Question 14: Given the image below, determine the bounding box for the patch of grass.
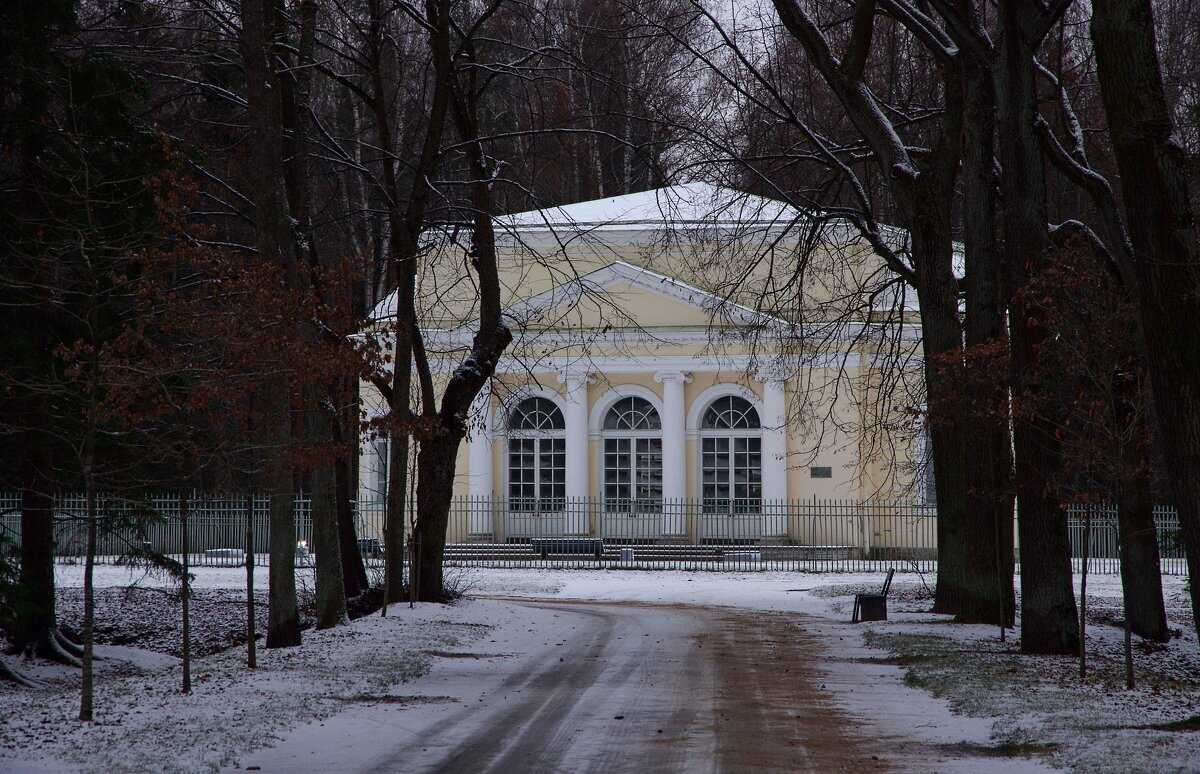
[337,693,458,705]
[859,626,1200,773]
[1146,715,1200,732]
[421,649,505,659]
[853,654,927,666]
[942,741,1061,759]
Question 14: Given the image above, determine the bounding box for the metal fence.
[0,493,1187,574]
[1066,503,1186,575]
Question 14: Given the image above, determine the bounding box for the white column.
[760,375,788,537]
[467,384,493,535]
[559,371,592,534]
[655,371,692,536]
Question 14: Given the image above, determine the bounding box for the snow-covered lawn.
[1,564,1197,772]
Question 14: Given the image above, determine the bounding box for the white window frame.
[503,393,567,513]
[696,393,764,514]
[601,396,664,513]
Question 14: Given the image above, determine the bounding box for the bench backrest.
[881,567,895,596]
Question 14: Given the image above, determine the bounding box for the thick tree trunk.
[245,507,257,669]
[266,484,300,648]
[14,441,81,664]
[958,60,1016,627]
[180,492,191,693]
[995,1,1078,654]
[335,446,368,600]
[9,0,71,668]
[1091,0,1200,640]
[413,433,462,601]
[1115,417,1169,642]
[766,0,985,617]
[240,0,303,648]
[311,459,347,629]
[384,432,409,604]
[79,486,96,722]
[332,383,367,600]
[909,212,968,616]
[18,452,55,641]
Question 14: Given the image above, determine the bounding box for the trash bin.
[619,547,634,562]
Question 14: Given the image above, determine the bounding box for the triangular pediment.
[499,261,778,334]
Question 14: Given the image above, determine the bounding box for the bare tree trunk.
[245,499,257,669]
[239,0,303,648]
[767,0,976,616]
[1080,509,1091,679]
[1091,0,1200,642]
[79,292,101,721]
[334,395,368,600]
[1114,379,1169,642]
[180,492,191,693]
[311,457,347,629]
[266,485,300,648]
[79,487,96,722]
[913,216,969,617]
[994,0,1079,655]
[957,55,1016,628]
[335,460,367,600]
[8,0,77,670]
[413,433,461,601]
[384,417,410,605]
[14,440,81,665]
[410,32,514,599]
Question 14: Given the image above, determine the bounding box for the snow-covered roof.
[366,183,953,323]
[497,182,806,232]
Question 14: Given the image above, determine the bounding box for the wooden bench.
[852,567,895,622]
[531,537,603,559]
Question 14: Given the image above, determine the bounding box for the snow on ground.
[2,564,1197,772]
[1,598,499,773]
[462,567,1200,773]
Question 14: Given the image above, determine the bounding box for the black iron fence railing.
[0,494,1186,574]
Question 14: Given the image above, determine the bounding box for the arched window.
[602,397,663,512]
[507,397,565,511]
[699,395,762,513]
[702,395,760,430]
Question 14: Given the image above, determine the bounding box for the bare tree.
[1091,0,1200,644]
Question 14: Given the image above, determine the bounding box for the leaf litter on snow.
[1,567,491,773]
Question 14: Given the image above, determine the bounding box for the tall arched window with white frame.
[507,397,566,512]
[700,395,762,514]
[602,396,663,512]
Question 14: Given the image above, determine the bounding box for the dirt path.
[703,609,886,773]
[234,598,1017,773]
[351,600,887,773]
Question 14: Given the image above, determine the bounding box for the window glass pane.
[603,396,662,430]
[701,395,761,429]
[605,424,662,511]
[508,397,565,431]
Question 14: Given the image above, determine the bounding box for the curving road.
[353,601,884,774]
[236,599,1053,773]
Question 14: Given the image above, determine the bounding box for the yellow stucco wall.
[366,215,932,546]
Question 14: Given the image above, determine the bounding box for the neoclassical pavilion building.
[363,183,925,545]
